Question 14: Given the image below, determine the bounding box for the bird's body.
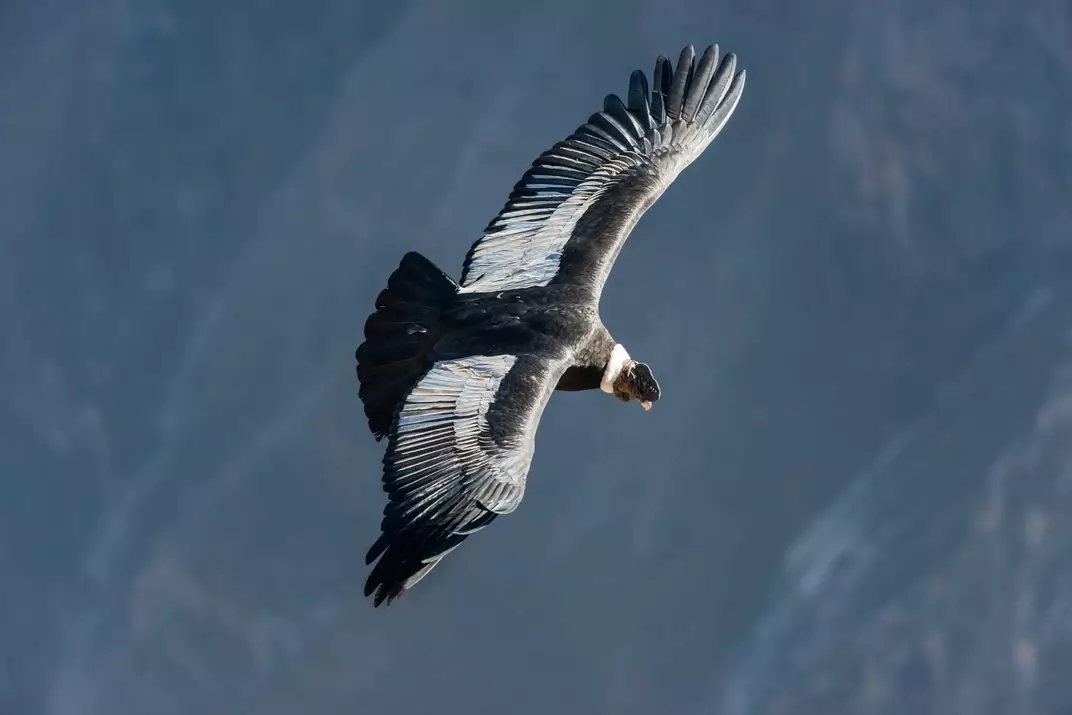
[355,44,747,605]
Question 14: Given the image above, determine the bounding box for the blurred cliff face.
[2,1,1070,714]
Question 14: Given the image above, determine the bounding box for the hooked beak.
[640,400,652,411]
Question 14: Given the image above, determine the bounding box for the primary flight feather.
[355,43,746,606]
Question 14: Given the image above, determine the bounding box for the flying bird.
[355,43,746,606]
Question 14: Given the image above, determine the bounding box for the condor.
[356,44,746,606]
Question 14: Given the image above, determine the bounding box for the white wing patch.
[460,165,624,293]
[392,354,526,517]
[458,44,746,295]
[366,353,567,605]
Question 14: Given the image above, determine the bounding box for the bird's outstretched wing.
[459,44,746,298]
[364,353,561,606]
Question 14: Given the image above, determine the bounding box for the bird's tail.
[356,251,458,440]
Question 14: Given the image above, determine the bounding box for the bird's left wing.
[459,44,746,299]
[364,352,562,606]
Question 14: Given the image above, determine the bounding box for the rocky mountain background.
[2,0,1070,713]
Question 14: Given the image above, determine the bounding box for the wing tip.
[364,529,462,608]
[666,45,697,119]
[674,44,746,130]
[365,532,388,565]
[363,536,416,607]
[365,572,406,608]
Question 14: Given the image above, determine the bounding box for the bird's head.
[613,360,661,410]
[600,344,661,411]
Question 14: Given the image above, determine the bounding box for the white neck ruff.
[600,344,631,394]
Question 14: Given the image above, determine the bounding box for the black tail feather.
[356,252,457,440]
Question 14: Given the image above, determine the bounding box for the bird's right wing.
[458,44,746,300]
[364,352,563,606]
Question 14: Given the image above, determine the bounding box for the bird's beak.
[640,400,652,411]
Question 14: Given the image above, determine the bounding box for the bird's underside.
[355,43,747,606]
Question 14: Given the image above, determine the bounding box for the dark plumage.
[355,43,747,606]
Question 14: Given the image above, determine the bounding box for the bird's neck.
[600,343,632,394]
